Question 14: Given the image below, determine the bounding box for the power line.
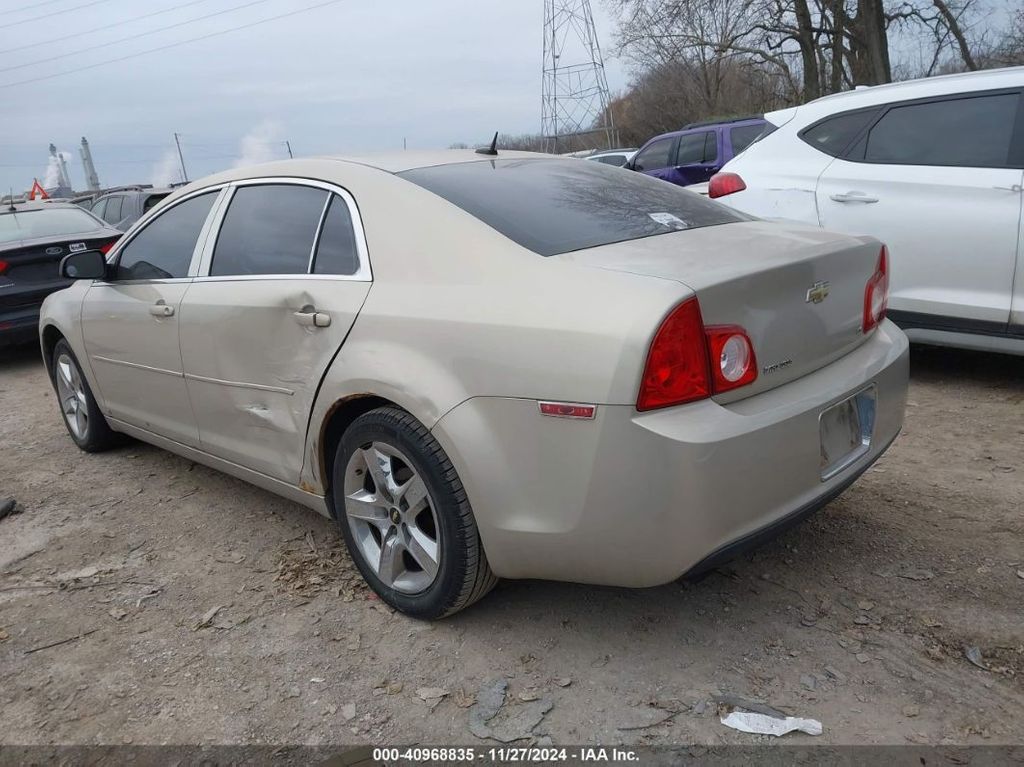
[0,0,345,89]
[0,0,209,56]
[3,0,70,15]
[0,0,114,30]
[0,0,275,73]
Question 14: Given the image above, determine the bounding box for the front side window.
[801,109,879,157]
[594,154,628,167]
[210,184,328,276]
[115,191,217,280]
[399,158,747,257]
[859,93,1018,168]
[633,138,675,172]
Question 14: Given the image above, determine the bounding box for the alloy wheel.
[343,441,441,594]
[55,353,88,440]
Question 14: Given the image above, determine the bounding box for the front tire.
[51,339,119,453]
[333,406,497,619]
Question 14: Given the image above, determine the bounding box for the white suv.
[710,66,1024,356]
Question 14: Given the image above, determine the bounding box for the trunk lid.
[560,220,882,402]
[0,233,118,308]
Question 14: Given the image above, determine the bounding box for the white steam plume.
[151,149,181,187]
[234,121,283,168]
[42,151,72,190]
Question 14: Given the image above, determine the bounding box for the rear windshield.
[731,123,770,154]
[0,207,101,244]
[398,158,746,256]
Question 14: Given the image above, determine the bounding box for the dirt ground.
[1,341,1021,747]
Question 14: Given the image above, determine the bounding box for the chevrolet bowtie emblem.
[805,281,830,304]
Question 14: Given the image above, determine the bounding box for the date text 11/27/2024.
[372,747,640,762]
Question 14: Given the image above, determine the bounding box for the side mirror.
[625,160,636,171]
[60,250,108,280]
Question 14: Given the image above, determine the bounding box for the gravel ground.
[1,342,1021,747]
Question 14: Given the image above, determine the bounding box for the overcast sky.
[0,0,630,193]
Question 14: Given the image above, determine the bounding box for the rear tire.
[332,406,497,619]
[51,339,120,453]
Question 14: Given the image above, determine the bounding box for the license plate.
[819,385,876,480]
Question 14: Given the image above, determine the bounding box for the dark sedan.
[1,202,121,346]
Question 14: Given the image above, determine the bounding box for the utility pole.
[173,132,188,183]
[285,140,293,159]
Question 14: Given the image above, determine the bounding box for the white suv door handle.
[830,191,879,204]
[293,309,331,328]
[149,302,174,317]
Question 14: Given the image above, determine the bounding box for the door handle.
[830,192,879,204]
[293,309,331,328]
[149,302,174,317]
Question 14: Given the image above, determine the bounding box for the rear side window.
[116,191,217,280]
[594,154,628,167]
[144,193,169,212]
[677,131,716,164]
[730,123,766,154]
[858,93,1018,168]
[313,195,360,275]
[103,196,123,225]
[211,184,328,276]
[90,198,108,221]
[801,109,879,157]
[399,159,746,257]
[633,138,675,172]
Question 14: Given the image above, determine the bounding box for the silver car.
[40,151,909,619]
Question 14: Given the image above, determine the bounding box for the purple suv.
[627,116,768,187]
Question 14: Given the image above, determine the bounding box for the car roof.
[319,149,551,173]
[780,65,1024,124]
[163,150,558,197]
[2,201,83,213]
[682,116,765,130]
[640,118,767,147]
[96,187,173,198]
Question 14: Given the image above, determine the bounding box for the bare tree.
[607,0,1008,103]
[989,7,1024,65]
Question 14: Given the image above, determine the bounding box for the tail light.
[708,172,746,199]
[637,299,710,411]
[99,238,119,255]
[862,245,889,333]
[706,326,757,392]
[637,298,758,411]
[0,260,7,275]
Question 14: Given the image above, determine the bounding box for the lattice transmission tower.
[541,0,617,154]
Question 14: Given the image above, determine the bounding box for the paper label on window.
[648,212,688,229]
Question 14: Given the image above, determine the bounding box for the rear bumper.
[0,304,43,345]
[1,280,69,345]
[683,428,898,578]
[432,321,909,587]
